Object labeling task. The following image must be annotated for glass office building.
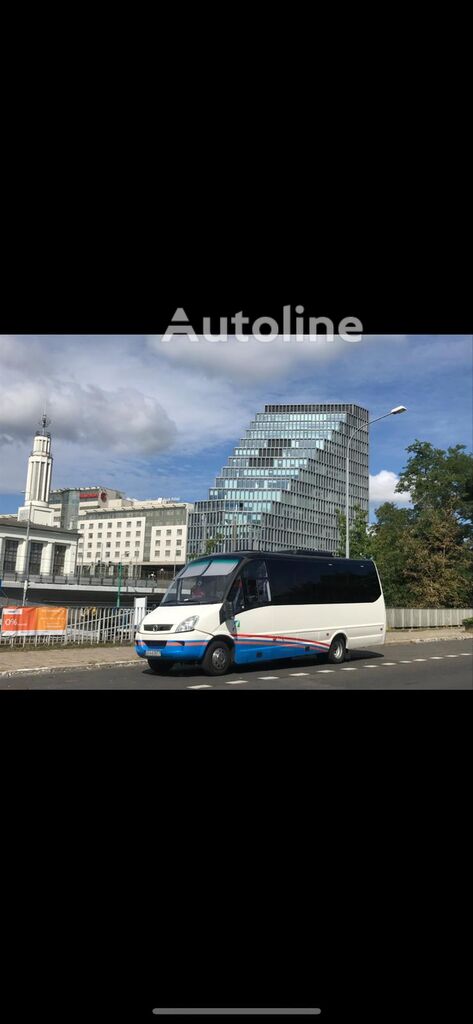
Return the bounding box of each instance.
[187,403,369,556]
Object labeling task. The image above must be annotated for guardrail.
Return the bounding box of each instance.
[0,571,175,589]
[0,605,146,647]
[2,604,471,648]
[386,608,473,628]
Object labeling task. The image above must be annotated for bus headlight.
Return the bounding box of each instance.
[175,615,200,633]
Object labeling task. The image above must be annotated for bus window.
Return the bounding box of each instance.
[228,560,271,611]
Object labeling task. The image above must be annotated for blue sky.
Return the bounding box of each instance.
[0,333,471,520]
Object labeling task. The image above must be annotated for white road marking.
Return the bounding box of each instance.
[365,665,378,668]
[259,676,279,680]
[413,658,427,662]
[445,654,459,658]
[429,656,444,660]
[460,652,472,656]
[187,684,213,689]
[340,667,357,671]
[383,662,397,666]
[290,672,309,676]
[317,669,334,673]
[226,680,247,685]
[399,660,412,663]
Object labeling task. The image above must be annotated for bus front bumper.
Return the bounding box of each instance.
[135,630,212,662]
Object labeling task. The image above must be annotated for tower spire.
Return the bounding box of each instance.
[40,410,51,433]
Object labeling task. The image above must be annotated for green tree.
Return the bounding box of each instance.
[396,441,473,528]
[369,503,415,606]
[335,505,373,558]
[371,440,473,607]
[200,534,224,557]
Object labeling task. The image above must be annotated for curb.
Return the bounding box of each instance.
[0,659,141,679]
[385,635,471,645]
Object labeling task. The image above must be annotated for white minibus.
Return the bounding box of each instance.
[135,551,386,676]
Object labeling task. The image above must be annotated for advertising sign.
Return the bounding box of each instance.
[1,606,68,637]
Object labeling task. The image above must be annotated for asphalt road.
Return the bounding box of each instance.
[2,639,472,688]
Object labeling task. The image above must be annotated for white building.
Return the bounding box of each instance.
[0,517,78,577]
[0,417,79,579]
[76,499,193,576]
[49,487,124,530]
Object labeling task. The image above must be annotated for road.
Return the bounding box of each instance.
[2,639,472,688]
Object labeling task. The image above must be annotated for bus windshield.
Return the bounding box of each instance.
[161,558,241,606]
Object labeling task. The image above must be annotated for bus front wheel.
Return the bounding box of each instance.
[202,639,233,676]
[327,635,346,664]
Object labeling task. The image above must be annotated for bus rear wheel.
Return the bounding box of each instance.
[147,658,175,674]
[327,635,346,664]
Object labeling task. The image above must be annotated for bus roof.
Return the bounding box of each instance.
[191,551,371,563]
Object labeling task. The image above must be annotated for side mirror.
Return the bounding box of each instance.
[219,600,233,624]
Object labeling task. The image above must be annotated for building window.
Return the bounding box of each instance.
[3,539,19,572]
[125,542,130,548]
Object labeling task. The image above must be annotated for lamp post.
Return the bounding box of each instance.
[21,502,32,606]
[116,562,123,609]
[345,406,406,558]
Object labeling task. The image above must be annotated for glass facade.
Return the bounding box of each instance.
[187,403,369,556]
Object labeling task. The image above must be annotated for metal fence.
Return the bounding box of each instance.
[386,608,473,628]
[1,570,175,589]
[2,604,472,647]
[0,604,149,647]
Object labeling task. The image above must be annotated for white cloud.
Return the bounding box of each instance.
[369,470,411,506]
[0,379,176,453]
[147,333,409,385]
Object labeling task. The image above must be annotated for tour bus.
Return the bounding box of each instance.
[135,551,386,676]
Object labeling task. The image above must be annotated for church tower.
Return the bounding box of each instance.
[18,413,54,526]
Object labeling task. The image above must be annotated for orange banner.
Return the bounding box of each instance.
[1,606,68,636]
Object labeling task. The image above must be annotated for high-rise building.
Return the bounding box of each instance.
[187,403,369,556]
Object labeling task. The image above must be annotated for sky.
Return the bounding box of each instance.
[0,334,471,520]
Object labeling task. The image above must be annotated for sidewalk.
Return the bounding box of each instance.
[0,629,472,677]
[0,643,138,677]
[385,627,472,645]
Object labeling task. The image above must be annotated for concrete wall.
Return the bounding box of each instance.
[387,608,473,628]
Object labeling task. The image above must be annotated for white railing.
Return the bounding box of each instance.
[0,604,149,647]
[386,608,473,628]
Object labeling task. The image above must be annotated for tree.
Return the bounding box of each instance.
[396,441,473,528]
[371,441,473,607]
[200,534,224,557]
[369,503,415,606]
[335,505,373,558]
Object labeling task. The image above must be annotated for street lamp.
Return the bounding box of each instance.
[345,406,407,558]
[21,501,33,606]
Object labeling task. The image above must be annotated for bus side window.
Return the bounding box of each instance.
[240,560,271,608]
